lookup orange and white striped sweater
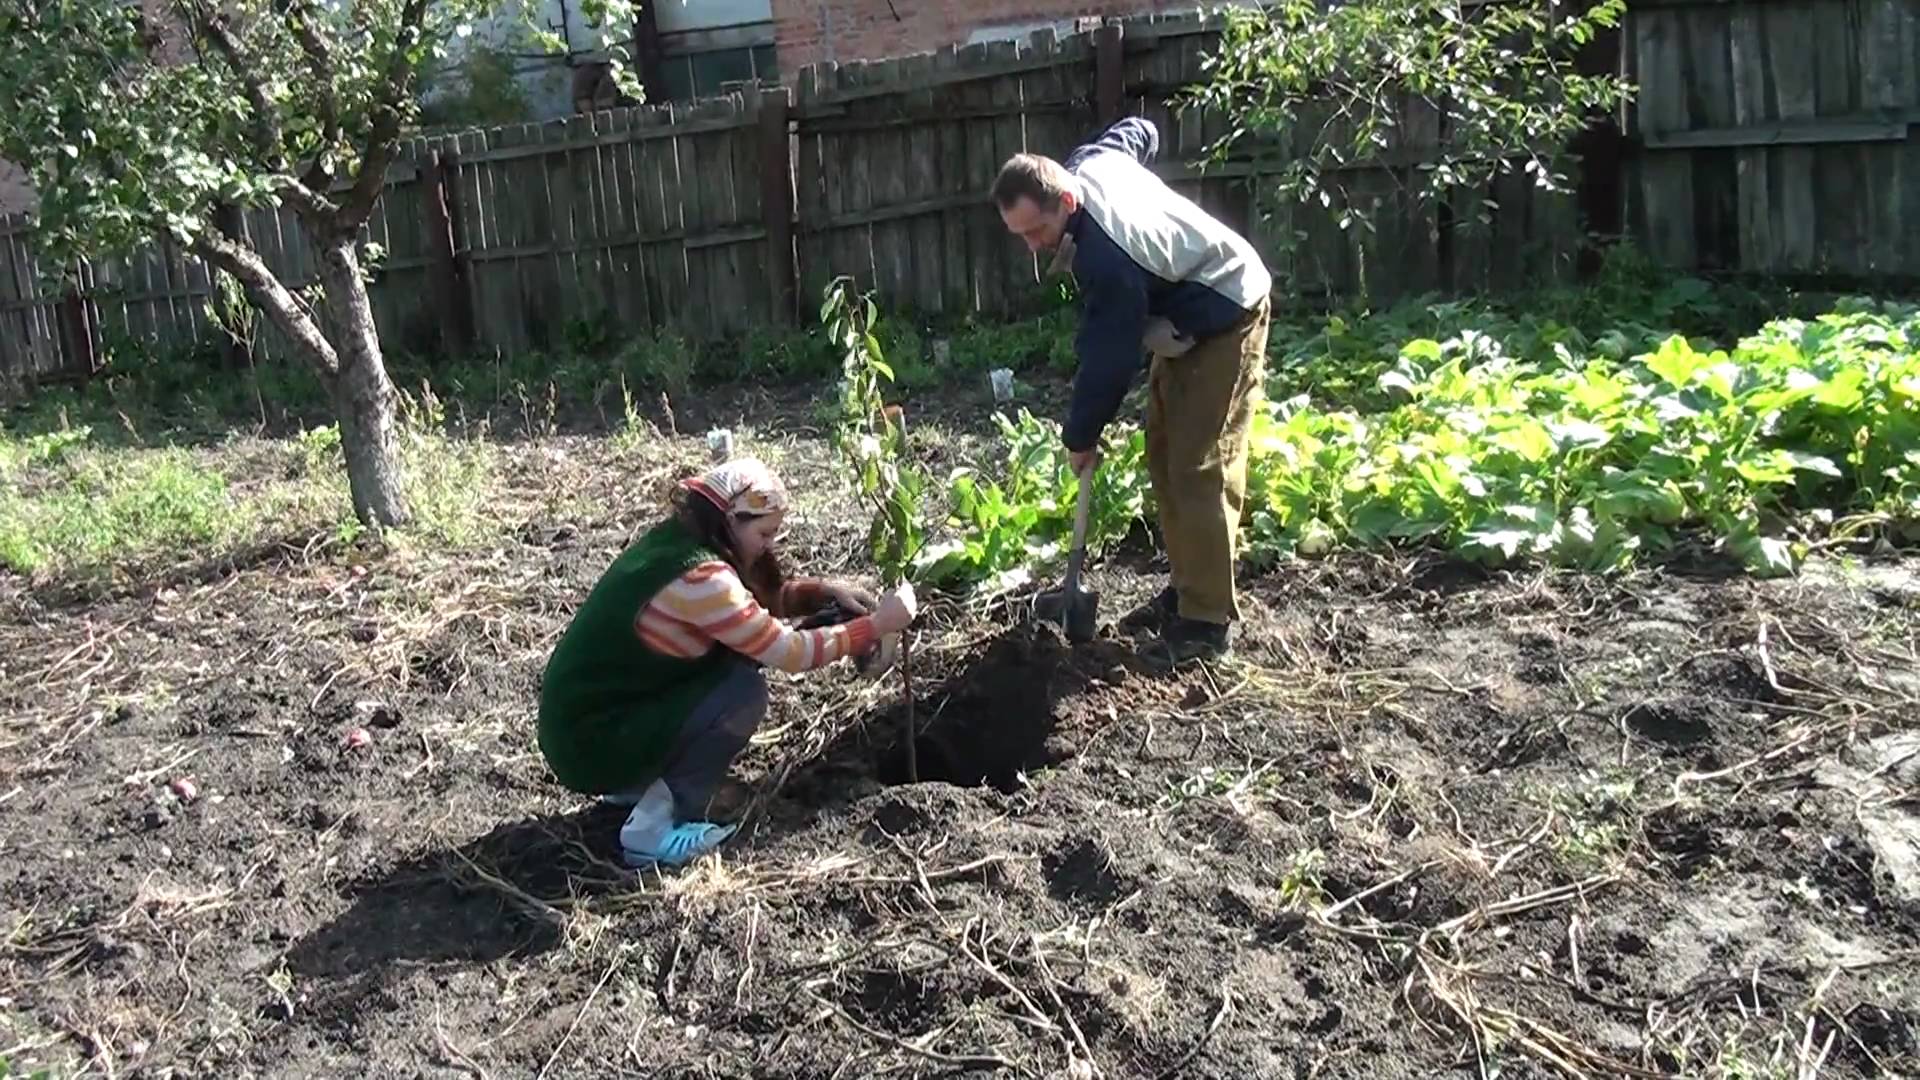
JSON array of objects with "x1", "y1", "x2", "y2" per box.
[{"x1": 636, "y1": 561, "x2": 876, "y2": 672}]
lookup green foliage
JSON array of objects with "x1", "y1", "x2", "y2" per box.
[
  {"x1": 619, "y1": 333, "x2": 697, "y2": 396},
  {"x1": 0, "y1": 430, "x2": 235, "y2": 575},
  {"x1": 293, "y1": 422, "x2": 344, "y2": 476},
  {"x1": 1267, "y1": 249, "x2": 1793, "y2": 414},
  {"x1": 1543, "y1": 775, "x2": 1636, "y2": 867},
  {"x1": 739, "y1": 325, "x2": 840, "y2": 382},
  {"x1": 942, "y1": 310, "x2": 1079, "y2": 375},
  {"x1": 0, "y1": 1057, "x2": 55, "y2": 1080},
  {"x1": 0, "y1": 380, "x2": 496, "y2": 579},
  {"x1": 1157, "y1": 761, "x2": 1290, "y2": 812},
  {"x1": 0, "y1": 0, "x2": 636, "y2": 263},
  {"x1": 1243, "y1": 303, "x2": 1920, "y2": 575},
  {"x1": 419, "y1": 40, "x2": 534, "y2": 129},
  {"x1": 610, "y1": 375, "x2": 651, "y2": 454},
  {"x1": 563, "y1": 310, "x2": 624, "y2": 358},
  {"x1": 1189, "y1": 0, "x2": 1631, "y2": 236},
  {"x1": 879, "y1": 322, "x2": 939, "y2": 390},
  {"x1": 394, "y1": 383, "x2": 495, "y2": 544},
  {"x1": 916, "y1": 277, "x2": 1917, "y2": 592},
  {"x1": 825, "y1": 278, "x2": 928, "y2": 587},
  {"x1": 0, "y1": 426, "x2": 92, "y2": 478},
  {"x1": 913, "y1": 411, "x2": 1148, "y2": 592},
  {"x1": 1276, "y1": 847, "x2": 1329, "y2": 910},
  {"x1": 205, "y1": 268, "x2": 263, "y2": 362}
]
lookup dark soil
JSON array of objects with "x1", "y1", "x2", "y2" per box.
[{"x1": 3, "y1": 433, "x2": 1918, "y2": 1078}]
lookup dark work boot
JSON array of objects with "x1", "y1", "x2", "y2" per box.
[
  {"x1": 1142, "y1": 614, "x2": 1231, "y2": 665},
  {"x1": 1118, "y1": 585, "x2": 1178, "y2": 634}
]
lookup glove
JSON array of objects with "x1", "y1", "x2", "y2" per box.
[
  {"x1": 855, "y1": 632, "x2": 900, "y2": 679},
  {"x1": 1143, "y1": 317, "x2": 1193, "y2": 358},
  {"x1": 872, "y1": 582, "x2": 917, "y2": 635}
]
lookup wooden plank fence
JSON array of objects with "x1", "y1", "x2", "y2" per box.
[
  {"x1": 0, "y1": 225, "x2": 65, "y2": 382},
  {"x1": 4, "y1": 3, "x2": 1919, "y2": 385},
  {"x1": 1628, "y1": 0, "x2": 1920, "y2": 278}
]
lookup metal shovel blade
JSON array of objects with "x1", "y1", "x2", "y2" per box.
[
  {"x1": 1035, "y1": 582, "x2": 1100, "y2": 643},
  {"x1": 1037, "y1": 461, "x2": 1101, "y2": 643},
  {"x1": 1061, "y1": 583, "x2": 1099, "y2": 642}
]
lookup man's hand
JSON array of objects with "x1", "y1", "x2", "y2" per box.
[{"x1": 1068, "y1": 446, "x2": 1100, "y2": 477}]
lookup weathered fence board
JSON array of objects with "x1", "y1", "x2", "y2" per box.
[
  {"x1": 6, "y1": 1, "x2": 1919, "y2": 386},
  {"x1": 1630, "y1": 0, "x2": 1920, "y2": 277},
  {"x1": 0, "y1": 223, "x2": 62, "y2": 381}
]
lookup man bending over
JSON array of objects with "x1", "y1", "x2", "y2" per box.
[{"x1": 993, "y1": 117, "x2": 1272, "y2": 661}]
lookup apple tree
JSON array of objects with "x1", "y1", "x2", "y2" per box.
[{"x1": 0, "y1": 0, "x2": 637, "y2": 526}]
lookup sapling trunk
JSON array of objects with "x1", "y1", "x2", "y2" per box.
[
  {"x1": 900, "y1": 630, "x2": 917, "y2": 784},
  {"x1": 826, "y1": 280, "x2": 925, "y2": 783},
  {"x1": 891, "y1": 405, "x2": 918, "y2": 784}
]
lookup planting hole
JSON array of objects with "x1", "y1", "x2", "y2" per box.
[
  {"x1": 1623, "y1": 701, "x2": 1712, "y2": 746},
  {"x1": 877, "y1": 672, "x2": 1065, "y2": 792},
  {"x1": 874, "y1": 633, "x2": 1081, "y2": 793}
]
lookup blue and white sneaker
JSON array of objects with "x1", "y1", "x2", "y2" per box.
[{"x1": 622, "y1": 821, "x2": 736, "y2": 869}]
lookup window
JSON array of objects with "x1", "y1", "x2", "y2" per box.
[{"x1": 658, "y1": 42, "x2": 778, "y2": 101}]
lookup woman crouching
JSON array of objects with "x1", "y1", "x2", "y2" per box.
[{"x1": 538, "y1": 458, "x2": 916, "y2": 868}]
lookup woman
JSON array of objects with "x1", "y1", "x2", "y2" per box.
[{"x1": 538, "y1": 457, "x2": 916, "y2": 868}]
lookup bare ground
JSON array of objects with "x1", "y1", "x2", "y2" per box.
[{"x1": 3, "y1": 414, "x2": 1918, "y2": 1079}]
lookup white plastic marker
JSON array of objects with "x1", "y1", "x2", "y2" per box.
[{"x1": 990, "y1": 368, "x2": 1014, "y2": 403}]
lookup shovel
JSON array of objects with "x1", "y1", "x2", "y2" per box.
[{"x1": 1036, "y1": 461, "x2": 1100, "y2": 642}]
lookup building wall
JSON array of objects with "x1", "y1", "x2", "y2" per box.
[
  {"x1": 0, "y1": 159, "x2": 31, "y2": 217},
  {"x1": 768, "y1": 0, "x2": 1173, "y2": 75},
  {"x1": 649, "y1": 0, "x2": 778, "y2": 103},
  {"x1": 2, "y1": 0, "x2": 187, "y2": 216}
]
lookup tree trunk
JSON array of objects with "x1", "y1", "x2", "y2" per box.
[{"x1": 317, "y1": 236, "x2": 410, "y2": 529}]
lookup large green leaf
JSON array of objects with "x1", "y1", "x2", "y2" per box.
[
  {"x1": 1493, "y1": 420, "x2": 1555, "y2": 462},
  {"x1": 1548, "y1": 419, "x2": 1613, "y2": 452},
  {"x1": 1730, "y1": 531, "x2": 1797, "y2": 577},
  {"x1": 1644, "y1": 335, "x2": 1708, "y2": 389},
  {"x1": 1596, "y1": 471, "x2": 1687, "y2": 524}
]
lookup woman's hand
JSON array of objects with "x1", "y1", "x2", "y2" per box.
[
  {"x1": 821, "y1": 580, "x2": 878, "y2": 615},
  {"x1": 871, "y1": 582, "x2": 918, "y2": 635}
]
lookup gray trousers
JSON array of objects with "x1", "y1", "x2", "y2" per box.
[{"x1": 640, "y1": 661, "x2": 769, "y2": 819}]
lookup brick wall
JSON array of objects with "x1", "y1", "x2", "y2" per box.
[{"x1": 769, "y1": 0, "x2": 1176, "y2": 76}]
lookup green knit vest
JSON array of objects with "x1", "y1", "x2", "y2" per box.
[{"x1": 537, "y1": 518, "x2": 735, "y2": 793}]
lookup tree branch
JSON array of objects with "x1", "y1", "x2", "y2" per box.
[
  {"x1": 278, "y1": 177, "x2": 338, "y2": 222},
  {"x1": 193, "y1": 228, "x2": 339, "y2": 379},
  {"x1": 336, "y1": 0, "x2": 429, "y2": 229},
  {"x1": 273, "y1": 0, "x2": 344, "y2": 191},
  {"x1": 196, "y1": 9, "x2": 288, "y2": 174}
]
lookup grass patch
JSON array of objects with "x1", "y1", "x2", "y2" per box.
[
  {"x1": 0, "y1": 439, "x2": 238, "y2": 575},
  {"x1": 395, "y1": 385, "x2": 497, "y2": 546},
  {"x1": 0, "y1": 383, "x2": 501, "y2": 581}
]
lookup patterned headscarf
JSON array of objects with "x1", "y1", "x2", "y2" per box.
[{"x1": 680, "y1": 457, "x2": 789, "y2": 518}]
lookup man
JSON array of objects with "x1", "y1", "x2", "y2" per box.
[{"x1": 992, "y1": 117, "x2": 1272, "y2": 660}]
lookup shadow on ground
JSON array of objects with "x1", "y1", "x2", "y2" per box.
[{"x1": 282, "y1": 805, "x2": 632, "y2": 1011}]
